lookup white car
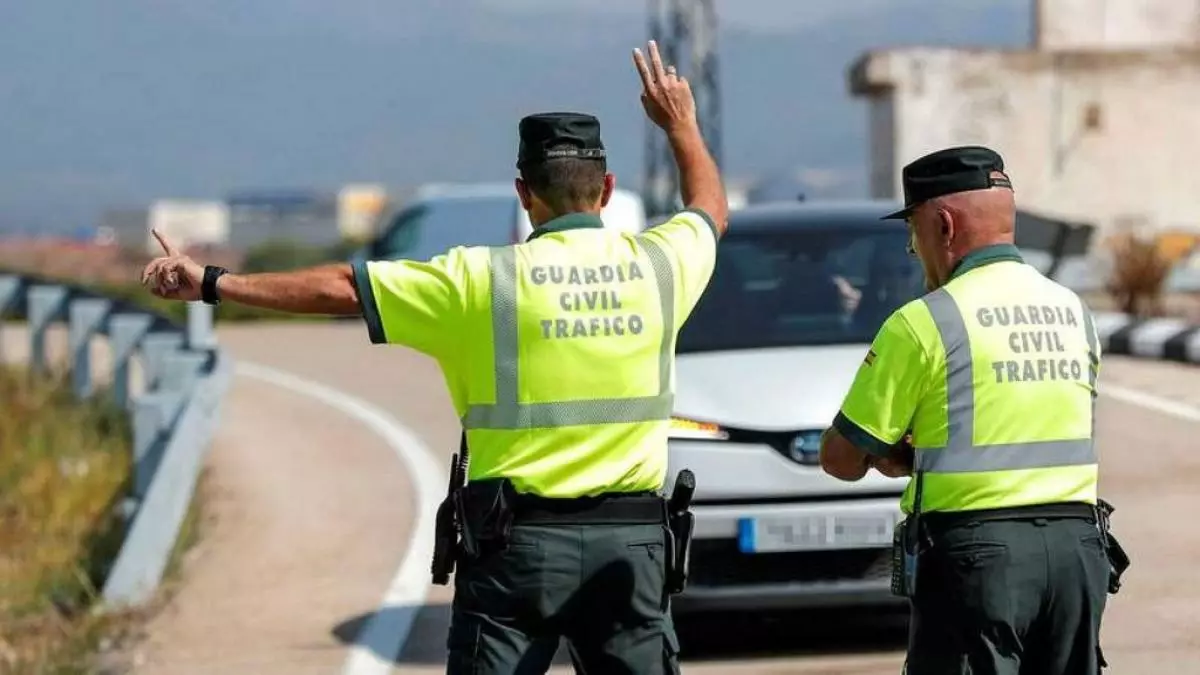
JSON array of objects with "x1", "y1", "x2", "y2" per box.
[
  {"x1": 354, "y1": 182, "x2": 648, "y2": 263},
  {"x1": 664, "y1": 200, "x2": 926, "y2": 614},
  {"x1": 513, "y1": 185, "x2": 646, "y2": 241}
]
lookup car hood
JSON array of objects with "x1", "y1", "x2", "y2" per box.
[{"x1": 673, "y1": 345, "x2": 869, "y2": 430}]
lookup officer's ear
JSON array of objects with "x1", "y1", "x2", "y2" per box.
[
  {"x1": 937, "y1": 208, "x2": 955, "y2": 250},
  {"x1": 600, "y1": 173, "x2": 616, "y2": 208},
  {"x1": 514, "y1": 178, "x2": 534, "y2": 211}
]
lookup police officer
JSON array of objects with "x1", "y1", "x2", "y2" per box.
[
  {"x1": 818, "y1": 146, "x2": 1118, "y2": 674},
  {"x1": 141, "y1": 39, "x2": 727, "y2": 674}
]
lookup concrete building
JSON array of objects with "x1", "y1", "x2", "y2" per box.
[
  {"x1": 147, "y1": 200, "x2": 230, "y2": 254},
  {"x1": 848, "y1": 0, "x2": 1200, "y2": 243},
  {"x1": 98, "y1": 207, "x2": 150, "y2": 248},
  {"x1": 337, "y1": 184, "x2": 389, "y2": 241},
  {"x1": 225, "y1": 190, "x2": 340, "y2": 250}
]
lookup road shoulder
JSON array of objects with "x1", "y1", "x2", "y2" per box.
[{"x1": 132, "y1": 372, "x2": 415, "y2": 675}]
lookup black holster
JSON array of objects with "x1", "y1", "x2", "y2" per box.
[
  {"x1": 431, "y1": 433, "x2": 482, "y2": 585},
  {"x1": 431, "y1": 446, "x2": 465, "y2": 585},
  {"x1": 458, "y1": 478, "x2": 519, "y2": 554},
  {"x1": 431, "y1": 476, "x2": 520, "y2": 585},
  {"x1": 890, "y1": 516, "x2": 922, "y2": 598},
  {"x1": 890, "y1": 468, "x2": 925, "y2": 598},
  {"x1": 431, "y1": 493, "x2": 458, "y2": 585},
  {"x1": 1096, "y1": 498, "x2": 1131, "y2": 595},
  {"x1": 664, "y1": 469, "x2": 697, "y2": 595}
]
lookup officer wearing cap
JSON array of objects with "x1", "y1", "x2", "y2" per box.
[
  {"x1": 818, "y1": 146, "x2": 1119, "y2": 673},
  {"x1": 139, "y1": 40, "x2": 726, "y2": 674}
]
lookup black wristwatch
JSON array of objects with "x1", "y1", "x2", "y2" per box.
[{"x1": 201, "y1": 265, "x2": 229, "y2": 306}]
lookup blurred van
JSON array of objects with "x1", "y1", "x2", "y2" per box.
[{"x1": 355, "y1": 182, "x2": 647, "y2": 263}]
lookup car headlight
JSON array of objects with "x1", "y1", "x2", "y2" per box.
[
  {"x1": 668, "y1": 415, "x2": 729, "y2": 440},
  {"x1": 785, "y1": 429, "x2": 826, "y2": 464}
]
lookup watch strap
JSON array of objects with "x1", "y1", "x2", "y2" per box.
[{"x1": 201, "y1": 265, "x2": 229, "y2": 305}]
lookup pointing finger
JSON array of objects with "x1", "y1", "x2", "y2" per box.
[
  {"x1": 632, "y1": 48, "x2": 654, "y2": 91},
  {"x1": 151, "y1": 228, "x2": 179, "y2": 257}
]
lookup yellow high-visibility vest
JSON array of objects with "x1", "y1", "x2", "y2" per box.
[
  {"x1": 354, "y1": 209, "x2": 719, "y2": 498},
  {"x1": 836, "y1": 245, "x2": 1100, "y2": 513}
]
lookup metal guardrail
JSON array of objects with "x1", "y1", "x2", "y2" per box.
[{"x1": 0, "y1": 273, "x2": 232, "y2": 608}]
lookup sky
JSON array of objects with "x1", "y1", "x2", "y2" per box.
[{"x1": 0, "y1": 0, "x2": 1032, "y2": 231}]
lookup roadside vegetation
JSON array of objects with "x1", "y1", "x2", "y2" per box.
[
  {"x1": 1103, "y1": 230, "x2": 1175, "y2": 318},
  {"x1": 0, "y1": 367, "x2": 138, "y2": 674}
]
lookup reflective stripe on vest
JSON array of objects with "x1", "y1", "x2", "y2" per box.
[
  {"x1": 916, "y1": 288, "x2": 1098, "y2": 474},
  {"x1": 462, "y1": 238, "x2": 676, "y2": 430}
]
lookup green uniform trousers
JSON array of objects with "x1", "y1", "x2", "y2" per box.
[
  {"x1": 446, "y1": 521, "x2": 681, "y2": 675},
  {"x1": 905, "y1": 516, "x2": 1109, "y2": 675}
]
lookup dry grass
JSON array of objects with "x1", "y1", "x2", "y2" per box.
[
  {"x1": 1104, "y1": 231, "x2": 1175, "y2": 317},
  {"x1": 0, "y1": 366, "x2": 138, "y2": 674}
]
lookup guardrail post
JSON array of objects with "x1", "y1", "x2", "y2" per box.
[
  {"x1": 130, "y1": 350, "x2": 206, "y2": 502},
  {"x1": 27, "y1": 285, "x2": 68, "y2": 375},
  {"x1": 160, "y1": 350, "x2": 209, "y2": 393},
  {"x1": 0, "y1": 275, "x2": 22, "y2": 363},
  {"x1": 68, "y1": 298, "x2": 112, "y2": 400},
  {"x1": 131, "y1": 391, "x2": 187, "y2": 501},
  {"x1": 186, "y1": 302, "x2": 216, "y2": 352},
  {"x1": 109, "y1": 314, "x2": 153, "y2": 409},
  {"x1": 139, "y1": 332, "x2": 184, "y2": 391}
]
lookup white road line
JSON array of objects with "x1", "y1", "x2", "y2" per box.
[
  {"x1": 234, "y1": 362, "x2": 445, "y2": 675},
  {"x1": 1103, "y1": 383, "x2": 1200, "y2": 423}
]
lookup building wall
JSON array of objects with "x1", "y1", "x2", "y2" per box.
[
  {"x1": 1036, "y1": 0, "x2": 1200, "y2": 52},
  {"x1": 850, "y1": 47, "x2": 1200, "y2": 239},
  {"x1": 147, "y1": 200, "x2": 230, "y2": 254},
  {"x1": 337, "y1": 183, "x2": 388, "y2": 241},
  {"x1": 867, "y1": 95, "x2": 896, "y2": 199},
  {"x1": 98, "y1": 208, "x2": 150, "y2": 248}
]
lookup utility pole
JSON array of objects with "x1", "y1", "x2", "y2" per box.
[{"x1": 644, "y1": 0, "x2": 722, "y2": 219}]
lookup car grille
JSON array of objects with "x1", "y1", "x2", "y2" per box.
[
  {"x1": 689, "y1": 538, "x2": 893, "y2": 587},
  {"x1": 722, "y1": 426, "x2": 822, "y2": 466},
  {"x1": 725, "y1": 427, "x2": 794, "y2": 452}
]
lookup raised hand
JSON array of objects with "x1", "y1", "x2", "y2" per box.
[
  {"x1": 632, "y1": 40, "x2": 697, "y2": 134},
  {"x1": 140, "y1": 229, "x2": 204, "y2": 302}
]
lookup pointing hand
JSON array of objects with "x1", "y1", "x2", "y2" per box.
[{"x1": 140, "y1": 229, "x2": 204, "y2": 302}]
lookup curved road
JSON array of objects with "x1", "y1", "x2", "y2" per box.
[{"x1": 134, "y1": 322, "x2": 1200, "y2": 674}]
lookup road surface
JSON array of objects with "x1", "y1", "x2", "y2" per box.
[{"x1": 134, "y1": 322, "x2": 1200, "y2": 674}]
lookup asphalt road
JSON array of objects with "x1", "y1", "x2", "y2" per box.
[{"x1": 136, "y1": 322, "x2": 1200, "y2": 674}]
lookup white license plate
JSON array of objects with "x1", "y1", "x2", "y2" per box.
[{"x1": 738, "y1": 511, "x2": 898, "y2": 553}]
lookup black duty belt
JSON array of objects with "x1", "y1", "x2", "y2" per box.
[
  {"x1": 514, "y1": 491, "x2": 664, "y2": 525},
  {"x1": 922, "y1": 501, "x2": 1096, "y2": 532}
]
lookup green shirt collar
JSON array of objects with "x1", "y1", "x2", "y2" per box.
[
  {"x1": 526, "y1": 212, "x2": 605, "y2": 242},
  {"x1": 948, "y1": 243, "x2": 1024, "y2": 281}
]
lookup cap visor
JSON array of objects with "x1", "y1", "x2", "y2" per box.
[{"x1": 880, "y1": 205, "x2": 914, "y2": 220}]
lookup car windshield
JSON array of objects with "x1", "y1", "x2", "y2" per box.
[
  {"x1": 676, "y1": 224, "x2": 925, "y2": 353},
  {"x1": 377, "y1": 194, "x2": 517, "y2": 260}
]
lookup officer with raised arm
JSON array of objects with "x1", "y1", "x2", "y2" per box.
[
  {"x1": 818, "y1": 147, "x2": 1127, "y2": 674},
  {"x1": 141, "y1": 40, "x2": 726, "y2": 675}
]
